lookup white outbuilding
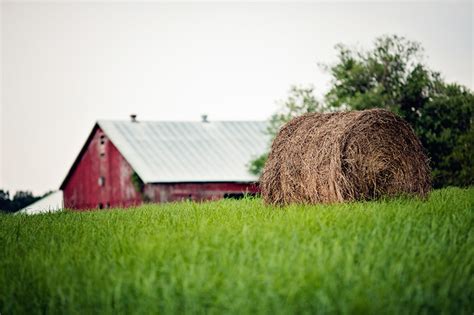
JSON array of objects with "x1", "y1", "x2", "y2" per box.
[{"x1": 18, "y1": 190, "x2": 64, "y2": 215}]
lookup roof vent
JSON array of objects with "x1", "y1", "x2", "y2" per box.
[
  {"x1": 130, "y1": 114, "x2": 137, "y2": 123},
  {"x1": 201, "y1": 114, "x2": 209, "y2": 123}
]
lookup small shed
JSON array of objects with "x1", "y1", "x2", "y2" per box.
[
  {"x1": 17, "y1": 190, "x2": 64, "y2": 215},
  {"x1": 60, "y1": 117, "x2": 268, "y2": 210}
]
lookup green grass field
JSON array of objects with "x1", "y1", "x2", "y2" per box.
[{"x1": 0, "y1": 188, "x2": 473, "y2": 314}]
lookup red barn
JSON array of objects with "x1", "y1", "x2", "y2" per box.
[{"x1": 60, "y1": 117, "x2": 268, "y2": 210}]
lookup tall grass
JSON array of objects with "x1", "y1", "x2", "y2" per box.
[{"x1": 0, "y1": 187, "x2": 473, "y2": 314}]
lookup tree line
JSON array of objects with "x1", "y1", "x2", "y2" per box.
[{"x1": 0, "y1": 190, "x2": 51, "y2": 213}]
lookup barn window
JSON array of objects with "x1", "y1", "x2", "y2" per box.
[
  {"x1": 99, "y1": 134, "x2": 106, "y2": 157},
  {"x1": 98, "y1": 176, "x2": 105, "y2": 186},
  {"x1": 98, "y1": 203, "x2": 103, "y2": 209}
]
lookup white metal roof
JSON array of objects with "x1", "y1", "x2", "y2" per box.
[
  {"x1": 17, "y1": 191, "x2": 63, "y2": 215},
  {"x1": 98, "y1": 120, "x2": 269, "y2": 183}
]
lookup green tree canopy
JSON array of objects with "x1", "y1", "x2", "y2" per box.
[
  {"x1": 250, "y1": 35, "x2": 474, "y2": 187},
  {"x1": 0, "y1": 190, "x2": 45, "y2": 213}
]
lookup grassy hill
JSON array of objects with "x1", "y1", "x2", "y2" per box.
[{"x1": 0, "y1": 187, "x2": 473, "y2": 314}]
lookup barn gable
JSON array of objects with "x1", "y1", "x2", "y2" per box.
[{"x1": 60, "y1": 124, "x2": 142, "y2": 209}]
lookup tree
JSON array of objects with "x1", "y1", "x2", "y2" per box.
[
  {"x1": 414, "y1": 84, "x2": 474, "y2": 187},
  {"x1": 0, "y1": 190, "x2": 45, "y2": 213},
  {"x1": 0, "y1": 190, "x2": 11, "y2": 212},
  {"x1": 250, "y1": 34, "x2": 473, "y2": 187},
  {"x1": 248, "y1": 85, "x2": 322, "y2": 175},
  {"x1": 324, "y1": 35, "x2": 429, "y2": 113},
  {"x1": 324, "y1": 35, "x2": 473, "y2": 187}
]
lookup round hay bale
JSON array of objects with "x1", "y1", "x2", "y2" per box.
[{"x1": 260, "y1": 109, "x2": 431, "y2": 205}]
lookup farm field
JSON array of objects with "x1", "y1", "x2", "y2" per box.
[{"x1": 0, "y1": 187, "x2": 473, "y2": 314}]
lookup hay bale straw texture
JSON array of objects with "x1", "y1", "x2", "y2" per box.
[{"x1": 261, "y1": 109, "x2": 431, "y2": 205}]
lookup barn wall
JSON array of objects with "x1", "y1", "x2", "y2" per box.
[
  {"x1": 62, "y1": 127, "x2": 142, "y2": 210},
  {"x1": 144, "y1": 182, "x2": 259, "y2": 203}
]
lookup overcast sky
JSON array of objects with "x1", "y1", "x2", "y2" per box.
[{"x1": 1, "y1": 1, "x2": 473, "y2": 195}]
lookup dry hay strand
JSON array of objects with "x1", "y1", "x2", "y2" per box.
[{"x1": 260, "y1": 108, "x2": 431, "y2": 205}]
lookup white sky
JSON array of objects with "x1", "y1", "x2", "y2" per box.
[{"x1": 1, "y1": 1, "x2": 473, "y2": 195}]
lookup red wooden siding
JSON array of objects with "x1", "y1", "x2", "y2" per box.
[
  {"x1": 62, "y1": 126, "x2": 260, "y2": 210},
  {"x1": 144, "y1": 182, "x2": 259, "y2": 203},
  {"x1": 62, "y1": 126, "x2": 142, "y2": 209}
]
